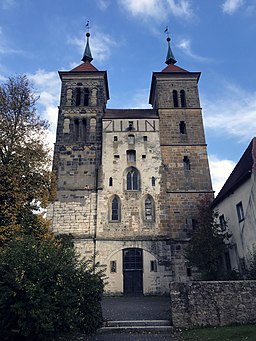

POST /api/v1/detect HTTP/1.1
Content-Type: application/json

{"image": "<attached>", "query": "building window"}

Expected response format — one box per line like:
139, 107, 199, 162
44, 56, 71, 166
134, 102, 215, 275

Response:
150, 260, 157, 272
145, 196, 154, 221
142, 155, 146, 159
110, 260, 117, 273
191, 218, 198, 230
186, 267, 192, 277
84, 88, 89, 106
127, 167, 139, 190
127, 150, 136, 162
219, 214, 226, 229
114, 155, 120, 159
179, 121, 186, 134
114, 136, 118, 141
152, 176, 156, 186
111, 196, 120, 221
128, 134, 135, 144
143, 136, 148, 141
236, 202, 245, 222
109, 177, 113, 186
128, 121, 134, 130
224, 252, 231, 271
75, 87, 81, 106
180, 90, 186, 107
74, 119, 79, 141
183, 156, 190, 170
173, 90, 179, 107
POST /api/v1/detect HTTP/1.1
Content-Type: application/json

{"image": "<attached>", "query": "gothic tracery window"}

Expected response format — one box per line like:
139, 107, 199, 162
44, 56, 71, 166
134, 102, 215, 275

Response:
126, 167, 139, 190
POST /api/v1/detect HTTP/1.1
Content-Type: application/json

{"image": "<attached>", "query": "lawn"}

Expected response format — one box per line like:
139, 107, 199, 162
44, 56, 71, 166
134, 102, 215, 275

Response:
178, 324, 256, 341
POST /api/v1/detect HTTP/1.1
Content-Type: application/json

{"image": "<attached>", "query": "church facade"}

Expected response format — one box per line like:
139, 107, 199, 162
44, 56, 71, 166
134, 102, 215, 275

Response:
47, 32, 213, 295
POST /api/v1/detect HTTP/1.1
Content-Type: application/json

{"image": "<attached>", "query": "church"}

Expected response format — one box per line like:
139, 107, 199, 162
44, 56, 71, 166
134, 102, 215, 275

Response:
47, 31, 213, 295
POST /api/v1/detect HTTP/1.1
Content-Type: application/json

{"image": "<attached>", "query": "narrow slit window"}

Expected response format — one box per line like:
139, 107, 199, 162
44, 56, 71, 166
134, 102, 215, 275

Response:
109, 177, 113, 186
110, 260, 117, 273
152, 176, 156, 186
180, 90, 186, 107
179, 121, 186, 134
173, 90, 179, 107
150, 260, 157, 272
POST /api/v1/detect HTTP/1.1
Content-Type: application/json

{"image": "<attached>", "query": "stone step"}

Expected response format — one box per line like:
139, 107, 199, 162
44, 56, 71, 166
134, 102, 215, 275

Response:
98, 320, 173, 334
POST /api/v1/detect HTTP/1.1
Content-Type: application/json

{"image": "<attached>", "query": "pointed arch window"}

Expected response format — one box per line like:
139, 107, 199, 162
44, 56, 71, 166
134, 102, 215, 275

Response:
111, 196, 120, 221
145, 196, 154, 221
180, 90, 186, 107
126, 167, 139, 191
173, 90, 179, 107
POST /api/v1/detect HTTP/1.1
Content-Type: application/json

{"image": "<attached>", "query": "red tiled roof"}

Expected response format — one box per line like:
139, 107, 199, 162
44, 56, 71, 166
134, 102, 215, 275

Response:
104, 109, 158, 119
71, 61, 98, 72
213, 137, 256, 206
161, 64, 188, 73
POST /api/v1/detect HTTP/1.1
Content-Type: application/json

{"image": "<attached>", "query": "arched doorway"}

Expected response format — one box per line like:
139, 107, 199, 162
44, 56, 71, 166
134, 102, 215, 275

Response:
123, 248, 143, 296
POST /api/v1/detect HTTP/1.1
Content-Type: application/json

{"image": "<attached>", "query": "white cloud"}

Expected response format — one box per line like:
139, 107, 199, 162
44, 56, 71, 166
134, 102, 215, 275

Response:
222, 0, 244, 14
203, 82, 256, 142
209, 155, 236, 195
96, 0, 110, 10
0, 26, 22, 55
28, 69, 60, 151
67, 30, 119, 63
118, 0, 194, 21
177, 38, 211, 62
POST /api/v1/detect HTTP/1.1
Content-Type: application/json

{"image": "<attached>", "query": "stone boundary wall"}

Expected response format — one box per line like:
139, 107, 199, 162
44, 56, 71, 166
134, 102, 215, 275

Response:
170, 281, 256, 328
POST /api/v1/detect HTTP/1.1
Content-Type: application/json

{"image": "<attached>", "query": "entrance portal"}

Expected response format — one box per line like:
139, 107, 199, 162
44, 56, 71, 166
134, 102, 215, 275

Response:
123, 248, 143, 296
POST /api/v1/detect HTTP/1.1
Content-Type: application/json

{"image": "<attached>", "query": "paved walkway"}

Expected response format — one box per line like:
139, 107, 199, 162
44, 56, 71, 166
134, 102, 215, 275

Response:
83, 296, 179, 341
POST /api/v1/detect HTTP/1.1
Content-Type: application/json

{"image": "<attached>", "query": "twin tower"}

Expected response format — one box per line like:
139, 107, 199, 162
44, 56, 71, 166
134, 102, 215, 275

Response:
47, 32, 213, 295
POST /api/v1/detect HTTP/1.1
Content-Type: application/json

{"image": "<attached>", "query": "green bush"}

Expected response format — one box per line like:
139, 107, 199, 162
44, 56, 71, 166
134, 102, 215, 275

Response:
0, 235, 104, 340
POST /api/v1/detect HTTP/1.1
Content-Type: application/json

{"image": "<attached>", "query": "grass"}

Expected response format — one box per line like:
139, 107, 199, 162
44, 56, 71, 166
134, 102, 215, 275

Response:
177, 324, 256, 341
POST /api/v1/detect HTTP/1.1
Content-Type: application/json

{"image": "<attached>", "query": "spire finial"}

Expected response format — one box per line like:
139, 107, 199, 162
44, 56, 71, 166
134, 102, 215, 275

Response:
164, 26, 177, 65
82, 21, 93, 63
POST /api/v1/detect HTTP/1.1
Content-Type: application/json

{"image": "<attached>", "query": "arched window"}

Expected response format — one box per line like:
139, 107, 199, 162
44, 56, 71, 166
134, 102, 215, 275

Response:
173, 90, 179, 107
111, 196, 120, 221
109, 177, 113, 186
180, 90, 186, 107
84, 88, 89, 106
74, 119, 79, 141
145, 196, 154, 221
151, 176, 156, 187
75, 88, 81, 106
126, 167, 139, 190
179, 121, 186, 134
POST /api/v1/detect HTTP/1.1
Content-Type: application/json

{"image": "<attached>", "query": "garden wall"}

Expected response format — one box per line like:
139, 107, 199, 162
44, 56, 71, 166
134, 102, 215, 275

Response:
170, 281, 256, 328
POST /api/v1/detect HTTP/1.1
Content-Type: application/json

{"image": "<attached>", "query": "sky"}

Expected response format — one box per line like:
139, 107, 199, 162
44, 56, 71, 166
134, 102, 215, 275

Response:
0, 0, 256, 196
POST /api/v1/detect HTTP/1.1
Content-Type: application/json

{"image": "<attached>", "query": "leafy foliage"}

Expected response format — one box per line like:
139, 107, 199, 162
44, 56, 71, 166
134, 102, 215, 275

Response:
0, 235, 104, 340
0, 75, 54, 243
185, 198, 232, 280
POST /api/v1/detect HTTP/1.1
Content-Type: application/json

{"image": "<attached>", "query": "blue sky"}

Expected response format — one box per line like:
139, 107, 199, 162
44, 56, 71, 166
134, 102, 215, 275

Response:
1, 0, 256, 195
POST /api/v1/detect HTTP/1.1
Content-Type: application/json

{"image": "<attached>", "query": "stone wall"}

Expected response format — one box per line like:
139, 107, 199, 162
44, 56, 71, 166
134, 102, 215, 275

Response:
170, 281, 256, 328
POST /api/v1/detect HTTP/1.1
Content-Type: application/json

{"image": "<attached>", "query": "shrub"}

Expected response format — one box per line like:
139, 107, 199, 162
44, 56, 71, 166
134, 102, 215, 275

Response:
0, 235, 104, 340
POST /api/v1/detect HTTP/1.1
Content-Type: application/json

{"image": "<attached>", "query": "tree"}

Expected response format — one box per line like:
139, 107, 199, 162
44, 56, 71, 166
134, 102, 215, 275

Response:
0, 235, 104, 340
0, 75, 54, 243
185, 198, 231, 280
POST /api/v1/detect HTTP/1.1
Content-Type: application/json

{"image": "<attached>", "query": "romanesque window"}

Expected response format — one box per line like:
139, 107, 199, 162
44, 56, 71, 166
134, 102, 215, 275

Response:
75, 87, 81, 106
84, 88, 89, 106
111, 196, 120, 221
183, 156, 190, 170
126, 167, 139, 190
128, 134, 135, 144
151, 176, 156, 186
127, 150, 136, 162
173, 90, 179, 107
145, 196, 154, 221
179, 121, 186, 134
180, 90, 187, 107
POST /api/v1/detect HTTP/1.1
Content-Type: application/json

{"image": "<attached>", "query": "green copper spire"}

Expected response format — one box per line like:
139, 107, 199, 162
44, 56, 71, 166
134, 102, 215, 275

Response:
82, 31, 93, 63
165, 35, 177, 65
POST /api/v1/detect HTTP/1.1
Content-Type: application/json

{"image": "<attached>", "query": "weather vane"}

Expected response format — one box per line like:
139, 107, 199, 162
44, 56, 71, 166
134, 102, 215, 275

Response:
164, 26, 170, 39
85, 20, 90, 33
